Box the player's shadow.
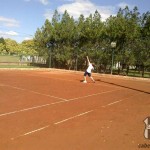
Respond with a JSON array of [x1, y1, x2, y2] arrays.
[[96, 79, 150, 95]]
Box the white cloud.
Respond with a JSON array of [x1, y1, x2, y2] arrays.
[[24, 37, 33, 40], [5, 31, 18, 36], [24, 0, 49, 5], [57, 0, 115, 21], [39, 0, 49, 5], [0, 30, 18, 39], [0, 16, 20, 27], [44, 9, 54, 20], [61, 0, 75, 2]]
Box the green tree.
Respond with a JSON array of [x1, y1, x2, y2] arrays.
[[5, 38, 19, 55], [0, 37, 6, 54], [134, 11, 150, 76], [56, 10, 75, 69], [19, 40, 37, 56], [105, 6, 141, 75], [34, 19, 54, 66]]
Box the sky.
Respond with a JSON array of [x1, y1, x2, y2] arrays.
[[0, 0, 149, 43]]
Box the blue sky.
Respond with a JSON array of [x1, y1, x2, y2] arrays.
[[0, 0, 149, 43]]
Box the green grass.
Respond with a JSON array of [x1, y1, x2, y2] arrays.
[[113, 69, 150, 78], [0, 55, 46, 68], [0, 55, 20, 62], [128, 72, 150, 78], [0, 65, 39, 68]]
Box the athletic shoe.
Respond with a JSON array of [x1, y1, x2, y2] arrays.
[[83, 80, 87, 83]]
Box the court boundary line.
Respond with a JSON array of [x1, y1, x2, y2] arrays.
[[11, 125, 50, 140], [101, 92, 143, 108], [11, 110, 93, 140], [0, 103, 50, 117], [0, 88, 121, 117], [0, 83, 67, 101], [54, 110, 93, 125], [68, 89, 121, 101], [10, 92, 144, 140]]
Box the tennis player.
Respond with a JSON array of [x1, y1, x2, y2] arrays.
[[83, 56, 95, 83]]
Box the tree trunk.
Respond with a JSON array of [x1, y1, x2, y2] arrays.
[[142, 65, 145, 77], [126, 65, 129, 75], [118, 67, 120, 75]]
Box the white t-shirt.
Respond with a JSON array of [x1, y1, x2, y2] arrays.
[[86, 63, 94, 73]]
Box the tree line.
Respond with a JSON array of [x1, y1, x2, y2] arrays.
[[0, 6, 150, 77], [0, 38, 37, 56]]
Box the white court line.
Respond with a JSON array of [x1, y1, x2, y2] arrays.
[[102, 100, 123, 108], [0, 104, 50, 117], [11, 93, 143, 140], [107, 100, 122, 106], [69, 89, 121, 101], [11, 125, 50, 140], [0, 100, 72, 117], [10, 93, 143, 140], [0, 89, 120, 117], [102, 93, 143, 108], [0, 83, 67, 101], [54, 110, 93, 125], [11, 110, 93, 140]]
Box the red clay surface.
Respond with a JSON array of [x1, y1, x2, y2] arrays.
[[0, 69, 150, 150]]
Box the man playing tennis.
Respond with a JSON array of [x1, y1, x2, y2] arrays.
[[83, 56, 95, 83]]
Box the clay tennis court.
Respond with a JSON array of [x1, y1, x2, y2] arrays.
[[0, 69, 150, 150]]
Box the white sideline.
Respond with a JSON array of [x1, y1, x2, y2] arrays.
[[69, 89, 121, 101], [10, 93, 143, 140], [0, 104, 51, 117], [11, 110, 93, 140], [0, 89, 120, 117], [102, 100, 123, 108], [101, 93, 143, 108], [11, 125, 50, 140], [0, 83, 67, 101], [54, 110, 93, 125]]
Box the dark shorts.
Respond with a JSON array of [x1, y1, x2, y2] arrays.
[[84, 71, 91, 77]]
